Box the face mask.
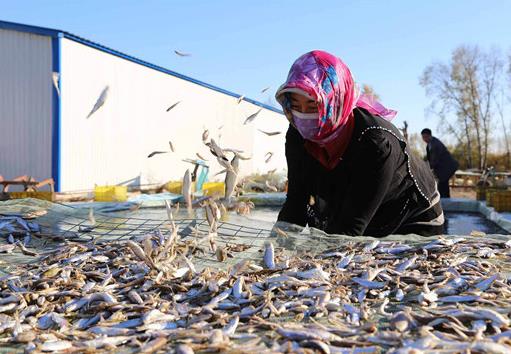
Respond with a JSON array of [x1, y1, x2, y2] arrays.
[[291, 110, 320, 140]]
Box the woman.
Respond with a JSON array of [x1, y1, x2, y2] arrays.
[[274, 50, 444, 237]]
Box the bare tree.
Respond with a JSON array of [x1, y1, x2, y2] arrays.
[[496, 89, 511, 169], [420, 45, 504, 170], [400, 121, 409, 141]]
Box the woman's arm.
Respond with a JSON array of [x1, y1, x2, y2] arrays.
[[277, 125, 310, 227], [326, 131, 398, 235]]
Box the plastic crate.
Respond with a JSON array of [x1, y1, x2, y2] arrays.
[[486, 189, 496, 206], [9, 191, 55, 201], [493, 190, 511, 212], [202, 182, 225, 197], [94, 186, 127, 202], [165, 181, 196, 194]]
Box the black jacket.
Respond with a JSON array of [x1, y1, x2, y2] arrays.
[[426, 137, 459, 182], [278, 108, 443, 237]]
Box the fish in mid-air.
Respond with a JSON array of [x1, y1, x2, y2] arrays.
[[182, 169, 192, 211], [243, 109, 262, 125], [87, 86, 109, 118], [174, 50, 191, 57], [166, 101, 181, 112], [224, 154, 240, 201], [258, 129, 282, 136], [264, 152, 273, 163]]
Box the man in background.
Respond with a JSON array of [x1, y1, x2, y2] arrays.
[[421, 128, 459, 198]]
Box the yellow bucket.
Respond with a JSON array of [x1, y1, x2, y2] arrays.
[[165, 181, 225, 197], [94, 186, 127, 202]]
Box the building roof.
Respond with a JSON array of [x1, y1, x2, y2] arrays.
[[0, 19, 283, 114]]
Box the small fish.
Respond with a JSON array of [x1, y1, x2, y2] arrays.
[[363, 240, 380, 252], [337, 253, 354, 269], [128, 290, 144, 305], [147, 151, 167, 158], [74, 314, 101, 330], [208, 139, 228, 160], [258, 129, 282, 136], [140, 337, 167, 353], [223, 315, 239, 336], [168, 140, 175, 152], [166, 101, 181, 112], [232, 277, 244, 299], [17, 241, 37, 256], [438, 295, 480, 303], [40, 340, 73, 352], [52, 72, 60, 96], [142, 309, 175, 324], [243, 109, 262, 125], [296, 266, 330, 281], [202, 129, 209, 142], [89, 326, 133, 336], [237, 95, 245, 104], [224, 154, 240, 201], [164, 200, 175, 229], [174, 50, 191, 57], [175, 344, 195, 354], [216, 247, 227, 262], [395, 255, 417, 273], [261, 86, 270, 93], [474, 274, 499, 291], [265, 180, 278, 192], [357, 289, 367, 304], [264, 152, 273, 163], [263, 241, 275, 270], [86, 86, 109, 118], [182, 169, 192, 211], [352, 277, 385, 289], [391, 312, 413, 332], [395, 288, 405, 301]]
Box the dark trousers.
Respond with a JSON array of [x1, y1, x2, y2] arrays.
[[438, 180, 450, 198]]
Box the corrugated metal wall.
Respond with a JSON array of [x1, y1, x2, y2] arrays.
[[60, 38, 288, 192], [0, 29, 53, 189]]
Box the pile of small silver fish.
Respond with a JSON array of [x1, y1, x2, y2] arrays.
[[2, 220, 511, 353]]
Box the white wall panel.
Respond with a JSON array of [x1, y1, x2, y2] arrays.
[[0, 29, 53, 188], [60, 38, 288, 192]]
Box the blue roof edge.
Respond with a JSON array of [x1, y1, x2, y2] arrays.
[[0, 19, 283, 114]]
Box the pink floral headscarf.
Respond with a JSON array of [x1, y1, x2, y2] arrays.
[[276, 50, 397, 169]]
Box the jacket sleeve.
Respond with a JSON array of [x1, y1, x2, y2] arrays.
[[326, 131, 397, 235], [428, 138, 445, 171], [277, 125, 310, 227]]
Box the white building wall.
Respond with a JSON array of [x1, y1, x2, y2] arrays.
[[0, 29, 53, 187], [60, 38, 288, 192]]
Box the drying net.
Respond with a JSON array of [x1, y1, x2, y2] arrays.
[[2, 198, 511, 273]]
